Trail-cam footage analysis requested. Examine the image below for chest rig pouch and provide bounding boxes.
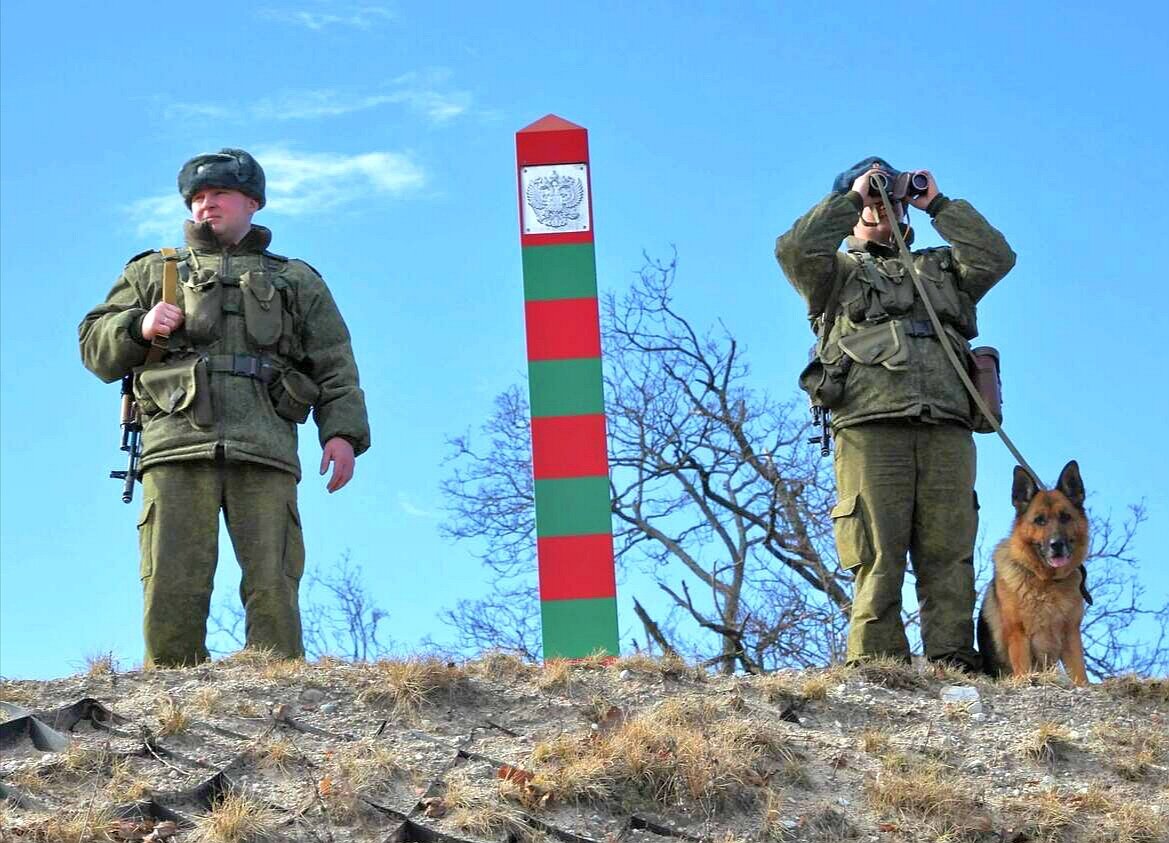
[240,269,283,348]
[180,265,222,345]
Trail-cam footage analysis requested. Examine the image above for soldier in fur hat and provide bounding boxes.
[80,149,370,667]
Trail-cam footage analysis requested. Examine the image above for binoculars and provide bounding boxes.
[868,170,930,201]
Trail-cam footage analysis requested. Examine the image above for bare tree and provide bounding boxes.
[443,254,846,672]
[1076,503,1167,678]
[440,385,543,661]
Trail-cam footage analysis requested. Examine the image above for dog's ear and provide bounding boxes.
[1056,460,1085,511]
[1011,465,1038,515]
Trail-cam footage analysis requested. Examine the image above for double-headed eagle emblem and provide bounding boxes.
[525,170,585,229]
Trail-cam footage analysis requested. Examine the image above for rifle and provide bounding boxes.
[109,373,142,503]
[808,405,832,457]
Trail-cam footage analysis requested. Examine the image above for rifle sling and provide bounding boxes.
[873,185,1045,490]
[144,247,180,365]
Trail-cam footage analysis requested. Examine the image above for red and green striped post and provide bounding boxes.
[516,114,619,660]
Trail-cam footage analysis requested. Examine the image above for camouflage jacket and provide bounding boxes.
[80,222,370,479]
[776,192,1015,430]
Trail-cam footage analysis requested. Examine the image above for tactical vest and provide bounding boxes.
[133,248,319,427]
[801,247,978,411]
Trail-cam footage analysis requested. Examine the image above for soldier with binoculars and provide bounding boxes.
[776,156,1016,671]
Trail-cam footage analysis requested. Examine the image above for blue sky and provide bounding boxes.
[2,1,1167,679]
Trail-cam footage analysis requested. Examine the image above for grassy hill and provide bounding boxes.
[1,652,1165,842]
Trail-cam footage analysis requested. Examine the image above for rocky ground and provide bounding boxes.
[0,652,1165,842]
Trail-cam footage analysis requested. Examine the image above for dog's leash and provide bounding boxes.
[874,184,1047,491]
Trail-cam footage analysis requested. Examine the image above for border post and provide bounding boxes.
[516,114,619,659]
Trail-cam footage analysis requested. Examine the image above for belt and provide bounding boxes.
[203,353,280,384]
[903,319,937,338]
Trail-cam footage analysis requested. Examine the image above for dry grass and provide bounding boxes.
[255,734,299,772]
[1002,666,1068,688]
[1094,720,1159,781]
[864,752,987,836]
[466,651,537,682]
[536,659,572,692]
[1098,800,1169,843]
[357,657,464,714]
[235,699,262,717]
[192,686,226,715]
[1100,674,1169,703]
[192,791,280,842]
[330,740,402,788]
[858,728,889,754]
[1020,722,1074,765]
[154,694,191,736]
[314,738,405,822]
[0,806,116,842]
[522,695,794,813]
[83,650,118,677]
[612,652,696,679]
[1002,788,1079,841]
[759,789,787,840]
[792,804,857,842]
[1093,723,1167,781]
[441,770,536,841]
[0,679,36,706]
[758,669,839,705]
[217,647,306,680]
[850,657,927,690]
[106,757,153,802]
[47,741,114,779]
[7,764,50,794]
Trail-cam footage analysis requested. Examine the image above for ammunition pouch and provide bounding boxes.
[799,354,851,409]
[267,367,320,424]
[968,345,1003,434]
[181,269,223,345]
[240,270,283,349]
[838,320,910,370]
[134,354,213,429]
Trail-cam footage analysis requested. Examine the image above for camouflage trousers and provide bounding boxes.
[831,421,979,670]
[138,457,305,668]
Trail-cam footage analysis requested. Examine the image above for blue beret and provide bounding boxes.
[833,156,899,194]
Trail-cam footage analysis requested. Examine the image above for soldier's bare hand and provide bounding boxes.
[908,170,940,210]
[141,302,184,340]
[850,165,880,204]
[320,437,355,493]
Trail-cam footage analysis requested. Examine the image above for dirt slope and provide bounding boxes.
[1,653,1165,842]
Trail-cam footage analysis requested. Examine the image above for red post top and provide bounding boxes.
[517,114,594,246]
[516,114,589,166]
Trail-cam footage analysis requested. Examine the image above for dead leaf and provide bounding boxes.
[497,764,534,785]
[107,819,154,840]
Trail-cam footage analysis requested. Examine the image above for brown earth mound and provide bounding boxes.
[1,653,1165,842]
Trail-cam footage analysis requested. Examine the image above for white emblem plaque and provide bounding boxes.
[521,164,590,235]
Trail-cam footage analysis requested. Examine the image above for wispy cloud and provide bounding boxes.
[259,147,425,214]
[164,70,472,126]
[257,3,394,30]
[125,147,425,235]
[397,493,437,519]
[126,195,188,240]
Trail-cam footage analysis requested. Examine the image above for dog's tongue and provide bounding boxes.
[1049,556,1070,568]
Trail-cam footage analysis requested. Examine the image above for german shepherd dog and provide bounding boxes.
[978,461,1090,685]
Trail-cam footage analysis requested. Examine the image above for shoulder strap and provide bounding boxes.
[144,248,181,364]
[814,265,847,357]
[872,183,1046,489]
